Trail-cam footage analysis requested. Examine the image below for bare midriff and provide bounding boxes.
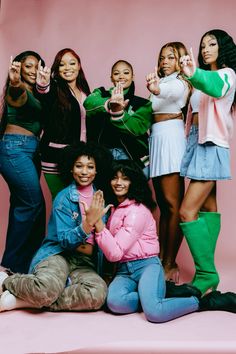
[192,113,198,126]
[4,124,34,136]
[153,113,183,123]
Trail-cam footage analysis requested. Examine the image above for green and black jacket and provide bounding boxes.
[84,85,152,169]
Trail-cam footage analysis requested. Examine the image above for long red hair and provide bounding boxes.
[51,48,90,95]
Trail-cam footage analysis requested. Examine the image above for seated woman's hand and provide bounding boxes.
[80,190,105,228]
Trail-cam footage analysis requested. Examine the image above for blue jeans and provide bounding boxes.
[0,134,46,273]
[107,257,199,322]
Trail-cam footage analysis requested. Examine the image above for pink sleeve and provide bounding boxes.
[95,207,146,262]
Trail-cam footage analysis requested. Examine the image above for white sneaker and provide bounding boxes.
[0,272,9,295]
[0,290,17,312]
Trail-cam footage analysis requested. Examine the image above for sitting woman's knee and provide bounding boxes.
[85,277,107,310]
[93,280,107,310]
[30,277,63,307]
[145,306,173,323]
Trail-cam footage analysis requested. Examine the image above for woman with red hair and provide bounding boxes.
[36,48,91,199]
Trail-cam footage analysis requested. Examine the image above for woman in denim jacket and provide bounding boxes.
[0,142,112,312]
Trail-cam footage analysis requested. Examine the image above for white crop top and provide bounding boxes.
[150,72,189,114]
[189,89,201,113]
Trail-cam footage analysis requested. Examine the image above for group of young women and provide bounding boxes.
[0,28,236,321]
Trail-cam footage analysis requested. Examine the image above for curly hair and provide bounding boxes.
[156,42,192,118]
[58,142,113,200]
[110,160,156,212]
[157,42,188,78]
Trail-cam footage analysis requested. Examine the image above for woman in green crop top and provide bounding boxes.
[0,51,46,274]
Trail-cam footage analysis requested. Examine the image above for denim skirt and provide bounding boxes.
[149,119,186,177]
[180,125,231,180]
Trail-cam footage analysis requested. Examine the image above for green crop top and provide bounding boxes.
[6,90,43,136]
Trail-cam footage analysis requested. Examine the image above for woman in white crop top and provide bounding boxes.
[146,42,191,283]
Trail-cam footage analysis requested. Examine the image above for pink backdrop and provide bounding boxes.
[0,0,236,289]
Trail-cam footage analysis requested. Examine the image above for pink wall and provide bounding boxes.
[0,0,236,289]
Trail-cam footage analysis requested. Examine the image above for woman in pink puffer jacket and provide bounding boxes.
[94,160,201,322]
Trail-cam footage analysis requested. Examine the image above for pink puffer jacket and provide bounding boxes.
[95,199,159,262]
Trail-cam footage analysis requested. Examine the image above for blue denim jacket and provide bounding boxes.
[29,181,94,273]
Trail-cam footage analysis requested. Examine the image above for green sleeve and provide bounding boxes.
[84,88,109,117]
[187,68,229,98]
[111,101,153,136]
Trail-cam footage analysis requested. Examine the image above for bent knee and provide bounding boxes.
[87,279,107,310]
[179,206,197,222]
[29,278,63,307]
[106,296,129,314]
[145,309,172,323]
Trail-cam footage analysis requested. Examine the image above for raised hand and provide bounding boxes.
[109,82,129,112]
[146,66,160,95]
[80,190,112,227]
[36,60,51,87]
[9,56,21,87]
[180,48,196,77]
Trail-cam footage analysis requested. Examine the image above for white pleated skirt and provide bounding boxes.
[149,119,186,178]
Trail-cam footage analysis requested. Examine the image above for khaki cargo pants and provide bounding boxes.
[3,253,107,311]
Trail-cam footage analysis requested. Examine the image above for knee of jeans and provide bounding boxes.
[145,306,171,323]
[106,290,132,314]
[106,289,121,312]
[106,296,123,313]
[30,197,45,211]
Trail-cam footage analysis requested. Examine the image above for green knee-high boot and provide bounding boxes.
[180,217,219,295]
[192,212,221,288]
[199,212,221,254]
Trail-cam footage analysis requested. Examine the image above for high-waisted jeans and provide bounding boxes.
[107,257,199,322]
[0,134,46,273]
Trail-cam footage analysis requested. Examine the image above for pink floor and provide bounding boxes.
[1,179,236,353]
[0,307,236,354]
[1,262,236,354]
